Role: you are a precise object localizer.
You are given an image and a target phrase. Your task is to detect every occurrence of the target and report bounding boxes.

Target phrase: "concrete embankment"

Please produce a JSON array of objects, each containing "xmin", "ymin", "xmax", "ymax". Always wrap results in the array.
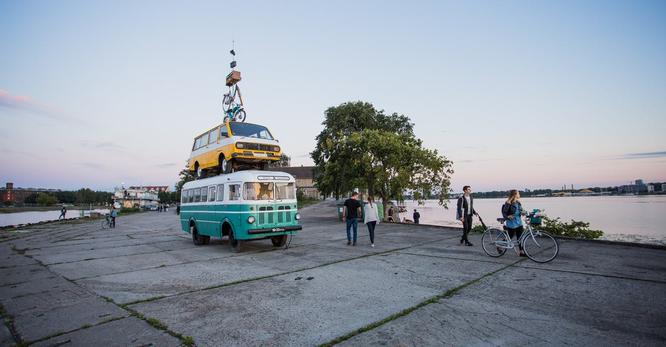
[{"xmin": 1, "ymin": 201, "xmax": 664, "ymax": 346}]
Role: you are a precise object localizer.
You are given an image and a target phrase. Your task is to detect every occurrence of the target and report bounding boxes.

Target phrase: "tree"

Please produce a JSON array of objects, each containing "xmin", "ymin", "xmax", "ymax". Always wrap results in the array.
[
  {"xmin": 311, "ymin": 101, "xmax": 453, "ymax": 215},
  {"xmin": 174, "ymin": 163, "xmax": 195, "ymax": 202},
  {"xmin": 24, "ymin": 193, "xmax": 39, "ymax": 204},
  {"xmin": 36, "ymin": 193, "xmax": 57, "ymax": 206},
  {"xmin": 269, "ymin": 154, "xmax": 292, "ymax": 168}
]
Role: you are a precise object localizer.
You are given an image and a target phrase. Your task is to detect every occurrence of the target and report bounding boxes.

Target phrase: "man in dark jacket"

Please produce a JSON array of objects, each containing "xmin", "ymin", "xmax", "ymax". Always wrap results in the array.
[
  {"xmin": 413, "ymin": 209, "xmax": 420, "ymax": 224},
  {"xmin": 456, "ymin": 185, "xmax": 478, "ymax": 246}
]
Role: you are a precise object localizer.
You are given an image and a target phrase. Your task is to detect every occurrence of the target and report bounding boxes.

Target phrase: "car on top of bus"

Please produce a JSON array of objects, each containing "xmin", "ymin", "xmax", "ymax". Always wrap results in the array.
[
  {"xmin": 188, "ymin": 121, "xmax": 282, "ymax": 178},
  {"xmin": 179, "ymin": 170, "xmax": 301, "ymax": 252}
]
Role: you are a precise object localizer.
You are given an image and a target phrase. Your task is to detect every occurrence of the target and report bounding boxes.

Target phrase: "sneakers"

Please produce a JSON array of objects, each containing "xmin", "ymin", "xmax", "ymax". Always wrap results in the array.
[
  {"xmin": 371, "ymin": 244, "xmax": 375, "ymax": 248},
  {"xmin": 465, "ymin": 242, "xmax": 474, "ymax": 247},
  {"xmin": 352, "ymin": 242, "xmax": 356, "ymax": 246},
  {"xmin": 347, "ymin": 241, "xmax": 351, "ymax": 246}
]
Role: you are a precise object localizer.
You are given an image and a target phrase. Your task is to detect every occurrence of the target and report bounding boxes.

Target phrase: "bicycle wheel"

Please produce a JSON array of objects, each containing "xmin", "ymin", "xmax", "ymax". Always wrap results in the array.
[
  {"xmin": 481, "ymin": 228, "xmax": 508, "ymax": 257},
  {"xmin": 101, "ymin": 220, "xmax": 108, "ymax": 229},
  {"xmin": 523, "ymin": 230, "xmax": 559, "ymax": 263},
  {"xmin": 233, "ymin": 108, "xmax": 246, "ymax": 122}
]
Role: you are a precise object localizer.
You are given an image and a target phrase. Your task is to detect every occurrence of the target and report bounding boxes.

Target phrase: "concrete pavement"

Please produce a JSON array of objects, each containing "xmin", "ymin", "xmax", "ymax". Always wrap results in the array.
[{"xmin": 1, "ymin": 200, "xmax": 665, "ymax": 346}]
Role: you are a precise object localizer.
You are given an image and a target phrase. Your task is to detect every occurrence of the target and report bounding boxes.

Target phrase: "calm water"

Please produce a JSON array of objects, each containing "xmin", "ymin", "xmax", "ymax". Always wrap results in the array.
[
  {"xmin": 401, "ymin": 196, "xmax": 666, "ymax": 245},
  {"xmin": 0, "ymin": 209, "xmax": 110, "ymax": 228}
]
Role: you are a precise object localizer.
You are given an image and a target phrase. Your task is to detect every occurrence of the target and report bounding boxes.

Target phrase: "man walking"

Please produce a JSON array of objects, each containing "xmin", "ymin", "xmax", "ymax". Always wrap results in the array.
[
  {"xmin": 456, "ymin": 185, "xmax": 478, "ymax": 246},
  {"xmin": 58, "ymin": 205, "xmax": 67, "ymax": 220},
  {"xmin": 342, "ymin": 192, "xmax": 362, "ymax": 246},
  {"xmin": 110, "ymin": 207, "xmax": 118, "ymax": 228},
  {"xmin": 413, "ymin": 209, "xmax": 421, "ymax": 224}
]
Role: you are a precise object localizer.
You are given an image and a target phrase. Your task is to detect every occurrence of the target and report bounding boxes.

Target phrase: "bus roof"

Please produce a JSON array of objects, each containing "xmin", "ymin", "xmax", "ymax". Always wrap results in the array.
[{"xmin": 182, "ymin": 170, "xmax": 296, "ymax": 189}]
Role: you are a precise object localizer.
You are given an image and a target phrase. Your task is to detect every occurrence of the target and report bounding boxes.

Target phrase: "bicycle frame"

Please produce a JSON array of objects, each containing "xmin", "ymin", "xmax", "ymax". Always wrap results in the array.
[{"xmin": 492, "ymin": 219, "xmax": 539, "ymax": 254}]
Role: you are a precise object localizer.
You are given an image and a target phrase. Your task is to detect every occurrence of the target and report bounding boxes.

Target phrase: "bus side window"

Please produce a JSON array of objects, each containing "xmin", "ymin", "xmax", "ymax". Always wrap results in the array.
[
  {"xmin": 229, "ymin": 184, "xmax": 240, "ymax": 201},
  {"xmin": 194, "ymin": 188, "xmax": 201, "ymax": 203},
  {"xmin": 216, "ymin": 184, "xmax": 224, "ymax": 201},
  {"xmin": 188, "ymin": 189, "xmax": 193, "ymax": 203},
  {"xmin": 220, "ymin": 125, "xmax": 229, "ymax": 138},
  {"xmin": 201, "ymin": 187, "xmax": 208, "ymax": 202},
  {"xmin": 208, "ymin": 186, "xmax": 216, "ymax": 202},
  {"xmin": 181, "ymin": 189, "xmax": 187, "ymax": 204}
]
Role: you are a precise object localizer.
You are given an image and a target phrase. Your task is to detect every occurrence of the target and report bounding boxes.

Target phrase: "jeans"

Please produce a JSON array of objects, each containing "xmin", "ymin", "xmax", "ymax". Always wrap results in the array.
[
  {"xmin": 111, "ymin": 217, "xmax": 116, "ymax": 228},
  {"xmin": 366, "ymin": 221, "xmax": 376, "ymax": 244},
  {"xmin": 462, "ymin": 214, "xmax": 473, "ymax": 242},
  {"xmin": 346, "ymin": 218, "xmax": 358, "ymax": 243}
]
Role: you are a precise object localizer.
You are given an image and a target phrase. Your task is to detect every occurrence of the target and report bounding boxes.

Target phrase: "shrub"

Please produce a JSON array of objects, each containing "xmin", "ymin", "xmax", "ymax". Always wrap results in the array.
[
  {"xmin": 120, "ymin": 207, "xmax": 140, "ymax": 214},
  {"xmin": 471, "ymin": 224, "xmax": 485, "ymax": 233},
  {"xmin": 36, "ymin": 193, "xmax": 57, "ymax": 206},
  {"xmin": 538, "ymin": 217, "xmax": 603, "ymax": 240}
]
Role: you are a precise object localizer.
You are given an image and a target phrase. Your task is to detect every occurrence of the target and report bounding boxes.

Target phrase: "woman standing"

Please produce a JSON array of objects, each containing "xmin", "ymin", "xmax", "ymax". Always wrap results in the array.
[
  {"xmin": 364, "ymin": 196, "xmax": 380, "ymax": 248},
  {"xmin": 502, "ymin": 190, "xmax": 526, "ymax": 256}
]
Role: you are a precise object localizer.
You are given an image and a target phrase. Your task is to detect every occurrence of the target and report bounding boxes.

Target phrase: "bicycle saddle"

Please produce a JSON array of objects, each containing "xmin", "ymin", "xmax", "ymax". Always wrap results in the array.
[{"xmin": 496, "ymin": 218, "xmax": 506, "ymax": 223}]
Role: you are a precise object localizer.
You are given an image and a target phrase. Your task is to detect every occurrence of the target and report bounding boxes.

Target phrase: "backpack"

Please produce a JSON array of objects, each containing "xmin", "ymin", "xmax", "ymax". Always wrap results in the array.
[{"xmin": 501, "ymin": 203, "xmax": 513, "ymax": 218}]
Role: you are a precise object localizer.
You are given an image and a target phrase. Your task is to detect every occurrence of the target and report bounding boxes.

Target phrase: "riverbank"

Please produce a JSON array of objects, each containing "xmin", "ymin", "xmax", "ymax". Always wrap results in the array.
[{"xmin": 0, "ymin": 205, "xmax": 108, "ymax": 213}]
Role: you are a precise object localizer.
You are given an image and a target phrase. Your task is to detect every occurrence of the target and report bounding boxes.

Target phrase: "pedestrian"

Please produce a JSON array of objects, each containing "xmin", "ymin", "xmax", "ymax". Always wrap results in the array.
[
  {"xmin": 363, "ymin": 196, "xmax": 380, "ymax": 247},
  {"xmin": 342, "ymin": 192, "xmax": 362, "ymax": 246},
  {"xmin": 110, "ymin": 207, "xmax": 118, "ymax": 228},
  {"xmin": 456, "ymin": 185, "xmax": 478, "ymax": 246},
  {"xmin": 502, "ymin": 190, "xmax": 526, "ymax": 257},
  {"xmin": 176, "ymin": 204, "xmax": 180, "ymax": 215},
  {"xmin": 58, "ymin": 205, "xmax": 67, "ymax": 220},
  {"xmin": 413, "ymin": 209, "xmax": 420, "ymax": 224},
  {"xmin": 387, "ymin": 206, "xmax": 394, "ymax": 222}
]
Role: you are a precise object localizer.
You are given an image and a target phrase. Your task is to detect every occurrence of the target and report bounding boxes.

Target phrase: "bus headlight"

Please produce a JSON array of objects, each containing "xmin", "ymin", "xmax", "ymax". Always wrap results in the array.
[
  {"xmin": 273, "ymin": 146, "xmax": 280, "ymax": 152},
  {"xmin": 247, "ymin": 216, "xmax": 255, "ymax": 224},
  {"xmin": 295, "ymin": 213, "xmax": 301, "ymax": 220}
]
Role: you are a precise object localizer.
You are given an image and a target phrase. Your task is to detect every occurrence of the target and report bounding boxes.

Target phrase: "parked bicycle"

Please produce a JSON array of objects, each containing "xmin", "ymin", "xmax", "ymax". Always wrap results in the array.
[
  {"xmin": 480, "ymin": 209, "xmax": 559, "ymax": 263},
  {"xmin": 101, "ymin": 214, "xmax": 112, "ymax": 229}
]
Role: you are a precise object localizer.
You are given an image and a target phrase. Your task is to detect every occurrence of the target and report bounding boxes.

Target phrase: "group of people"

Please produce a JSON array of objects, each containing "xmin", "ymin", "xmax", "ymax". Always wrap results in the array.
[
  {"xmin": 157, "ymin": 204, "xmax": 169, "ymax": 212},
  {"xmin": 456, "ymin": 185, "xmax": 526, "ymax": 255},
  {"xmin": 342, "ymin": 186, "xmax": 527, "ymax": 255}
]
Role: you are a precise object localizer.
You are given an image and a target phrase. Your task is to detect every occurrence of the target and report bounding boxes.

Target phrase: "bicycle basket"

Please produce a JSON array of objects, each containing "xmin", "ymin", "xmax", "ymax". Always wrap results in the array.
[{"xmin": 530, "ymin": 216, "xmax": 543, "ymax": 226}]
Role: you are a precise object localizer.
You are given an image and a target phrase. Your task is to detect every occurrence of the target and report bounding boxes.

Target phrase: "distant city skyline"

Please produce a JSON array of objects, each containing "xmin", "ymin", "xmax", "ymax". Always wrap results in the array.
[{"xmin": 1, "ymin": 0, "xmax": 665, "ymax": 192}]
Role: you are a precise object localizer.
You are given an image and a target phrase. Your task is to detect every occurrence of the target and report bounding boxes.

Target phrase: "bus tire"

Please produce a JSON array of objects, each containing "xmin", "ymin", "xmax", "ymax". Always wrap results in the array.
[
  {"xmin": 202, "ymin": 235, "xmax": 211, "ymax": 245},
  {"xmin": 229, "ymin": 230, "xmax": 241, "ymax": 252},
  {"xmin": 271, "ymin": 235, "xmax": 287, "ymax": 247},
  {"xmin": 191, "ymin": 225, "xmax": 204, "ymax": 246}
]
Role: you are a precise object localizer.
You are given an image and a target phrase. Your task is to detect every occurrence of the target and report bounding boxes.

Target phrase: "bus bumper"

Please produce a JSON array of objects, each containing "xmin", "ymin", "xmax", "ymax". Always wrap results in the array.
[{"xmin": 248, "ymin": 225, "xmax": 303, "ymax": 234}]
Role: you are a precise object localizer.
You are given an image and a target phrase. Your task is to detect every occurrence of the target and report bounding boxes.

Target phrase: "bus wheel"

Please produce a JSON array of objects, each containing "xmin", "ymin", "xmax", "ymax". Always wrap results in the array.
[
  {"xmin": 229, "ymin": 230, "xmax": 241, "ymax": 252},
  {"xmin": 191, "ymin": 225, "xmax": 204, "ymax": 246},
  {"xmin": 202, "ymin": 235, "xmax": 211, "ymax": 245},
  {"xmin": 271, "ymin": 235, "xmax": 287, "ymax": 247}
]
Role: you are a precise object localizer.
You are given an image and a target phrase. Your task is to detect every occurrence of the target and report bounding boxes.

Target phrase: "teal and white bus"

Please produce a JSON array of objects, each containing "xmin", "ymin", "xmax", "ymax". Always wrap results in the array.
[{"xmin": 180, "ymin": 170, "xmax": 302, "ymax": 252}]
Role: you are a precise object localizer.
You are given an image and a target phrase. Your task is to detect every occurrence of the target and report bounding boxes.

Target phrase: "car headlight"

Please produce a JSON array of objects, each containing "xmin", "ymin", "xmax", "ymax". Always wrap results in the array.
[
  {"xmin": 295, "ymin": 213, "xmax": 301, "ymax": 220},
  {"xmin": 273, "ymin": 146, "xmax": 280, "ymax": 152},
  {"xmin": 236, "ymin": 143, "xmax": 245, "ymax": 149},
  {"xmin": 247, "ymin": 216, "xmax": 255, "ymax": 224}
]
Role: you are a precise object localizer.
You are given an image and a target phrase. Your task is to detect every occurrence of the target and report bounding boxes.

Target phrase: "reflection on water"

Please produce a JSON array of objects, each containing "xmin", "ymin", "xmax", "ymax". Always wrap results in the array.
[
  {"xmin": 0, "ymin": 209, "xmax": 110, "ymax": 228},
  {"xmin": 401, "ymin": 195, "xmax": 666, "ymax": 245}
]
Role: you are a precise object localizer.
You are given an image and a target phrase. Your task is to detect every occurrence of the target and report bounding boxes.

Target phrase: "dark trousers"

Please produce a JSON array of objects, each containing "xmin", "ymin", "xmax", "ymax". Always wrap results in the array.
[
  {"xmin": 111, "ymin": 217, "xmax": 116, "ymax": 228},
  {"xmin": 346, "ymin": 218, "xmax": 358, "ymax": 243},
  {"xmin": 58, "ymin": 213, "xmax": 65, "ymax": 220},
  {"xmin": 366, "ymin": 221, "xmax": 376, "ymax": 244},
  {"xmin": 507, "ymin": 226, "xmax": 524, "ymax": 250},
  {"xmin": 462, "ymin": 214, "xmax": 473, "ymax": 242}
]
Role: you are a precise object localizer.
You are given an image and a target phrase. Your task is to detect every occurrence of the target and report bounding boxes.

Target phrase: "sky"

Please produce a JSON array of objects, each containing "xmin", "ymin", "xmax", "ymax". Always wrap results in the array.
[{"xmin": 1, "ymin": 0, "xmax": 665, "ymax": 193}]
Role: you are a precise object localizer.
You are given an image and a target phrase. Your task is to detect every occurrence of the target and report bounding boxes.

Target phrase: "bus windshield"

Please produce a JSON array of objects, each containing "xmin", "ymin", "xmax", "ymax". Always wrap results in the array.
[
  {"xmin": 275, "ymin": 182, "xmax": 295, "ymax": 200},
  {"xmin": 244, "ymin": 182, "xmax": 274, "ymax": 200},
  {"xmin": 230, "ymin": 122, "xmax": 274, "ymax": 140}
]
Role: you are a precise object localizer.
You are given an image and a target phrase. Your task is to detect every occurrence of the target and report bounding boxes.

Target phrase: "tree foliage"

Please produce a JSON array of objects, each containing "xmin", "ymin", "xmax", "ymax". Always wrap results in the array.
[
  {"xmin": 36, "ymin": 193, "xmax": 58, "ymax": 206},
  {"xmin": 311, "ymin": 101, "xmax": 453, "ymax": 214},
  {"xmin": 174, "ymin": 163, "xmax": 195, "ymax": 203},
  {"xmin": 269, "ymin": 154, "xmax": 292, "ymax": 168},
  {"xmin": 539, "ymin": 217, "xmax": 603, "ymax": 239}
]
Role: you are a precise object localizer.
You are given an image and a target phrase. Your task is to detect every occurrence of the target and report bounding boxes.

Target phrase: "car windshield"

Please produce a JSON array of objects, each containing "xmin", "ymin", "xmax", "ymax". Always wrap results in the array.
[{"xmin": 230, "ymin": 122, "xmax": 274, "ymax": 140}]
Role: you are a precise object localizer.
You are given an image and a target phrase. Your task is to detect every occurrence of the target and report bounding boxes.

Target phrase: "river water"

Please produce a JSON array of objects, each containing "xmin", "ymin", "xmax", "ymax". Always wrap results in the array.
[
  {"xmin": 400, "ymin": 196, "xmax": 666, "ymax": 245},
  {"xmin": 0, "ymin": 209, "xmax": 110, "ymax": 228}
]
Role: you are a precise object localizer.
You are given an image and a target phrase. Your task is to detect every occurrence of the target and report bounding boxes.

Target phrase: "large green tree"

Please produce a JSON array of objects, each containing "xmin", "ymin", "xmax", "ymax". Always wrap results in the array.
[{"xmin": 311, "ymin": 101, "xmax": 453, "ymax": 215}]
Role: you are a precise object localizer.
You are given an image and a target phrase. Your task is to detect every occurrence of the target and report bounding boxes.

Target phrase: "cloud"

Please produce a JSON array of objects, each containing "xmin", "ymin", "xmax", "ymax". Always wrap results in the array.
[
  {"xmin": 0, "ymin": 89, "xmax": 67, "ymax": 119},
  {"xmin": 95, "ymin": 141, "xmax": 125, "ymax": 150},
  {"xmin": 620, "ymin": 151, "xmax": 666, "ymax": 160}
]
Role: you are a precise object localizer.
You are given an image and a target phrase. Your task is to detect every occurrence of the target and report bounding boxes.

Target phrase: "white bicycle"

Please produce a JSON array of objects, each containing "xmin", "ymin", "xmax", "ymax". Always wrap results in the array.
[{"xmin": 480, "ymin": 209, "xmax": 559, "ymax": 263}]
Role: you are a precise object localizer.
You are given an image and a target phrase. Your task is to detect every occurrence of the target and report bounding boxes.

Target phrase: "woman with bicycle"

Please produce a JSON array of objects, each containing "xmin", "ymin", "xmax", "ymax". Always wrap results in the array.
[{"xmin": 502, "ymin": 190, "xmax": 526, "ymax": 257}]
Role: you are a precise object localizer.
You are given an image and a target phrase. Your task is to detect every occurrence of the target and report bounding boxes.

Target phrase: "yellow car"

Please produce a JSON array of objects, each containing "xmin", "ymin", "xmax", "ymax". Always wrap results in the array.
[{"xmin": 188, "ymin": 121, "xmax": 282, "ymax": 177}]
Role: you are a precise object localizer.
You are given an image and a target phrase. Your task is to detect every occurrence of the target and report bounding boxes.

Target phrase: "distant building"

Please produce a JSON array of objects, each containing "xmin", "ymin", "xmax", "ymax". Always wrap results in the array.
[
  {"xmin": 113, "ymin": 187, "xmax": 160, "ymax": 209},
  {"xmin": 635, "ymin": 179, "xmax": 644, "ymax": 186},
  {"xmin": 278, "ymin": 166, "xmax": 320, "ymax": 199},
  {"xmin": 647, "ymin": 184, "xmax": 655, "ymax": 193},
  {"xmin": 128, "ymin": 186, "xmax": 169, "ymax": 193},
  {"xmin": 0, "ymin": 182, "xmax": 60, "ymax": 205}
]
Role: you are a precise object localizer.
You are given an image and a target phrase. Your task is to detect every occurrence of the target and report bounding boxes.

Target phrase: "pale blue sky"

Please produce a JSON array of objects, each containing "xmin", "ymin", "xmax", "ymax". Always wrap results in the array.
[{"xmin": 1, "ymin": 0, "xmax": 665, "ymax": 192}]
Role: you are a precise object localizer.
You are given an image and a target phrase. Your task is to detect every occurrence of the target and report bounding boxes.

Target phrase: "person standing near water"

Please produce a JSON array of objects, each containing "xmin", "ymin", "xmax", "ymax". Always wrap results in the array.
[
  {"xmin": 58, "ymin": 205, "xmax": 67, "ymax": 220},
  {"xmin": 342, "ymin": 192, "xmax": 362, "ymax": 246},
  {"xmin": 110, "ymin": 207, "xmax": 118, "ymax": 228},
  {"xmin": 456, "ymin": 185, "xmax": 478, "ymax": 246},
  {"xmin": 413, "ymin": 209, "xmax": 420, "ymax": 224},
  {"xmin": 364, "ymin": 196, "xmax": 380, "ymax": 247},
  {"xmin": 502, "ymin": 190, "xmax": 526, "ymax": 257}
]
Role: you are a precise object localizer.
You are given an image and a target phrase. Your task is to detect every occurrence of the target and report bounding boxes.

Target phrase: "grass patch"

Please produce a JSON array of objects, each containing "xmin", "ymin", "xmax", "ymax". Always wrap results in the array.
[{"xmin": 121, "ymin": 306, "xmax": 195, "ymax": 346}]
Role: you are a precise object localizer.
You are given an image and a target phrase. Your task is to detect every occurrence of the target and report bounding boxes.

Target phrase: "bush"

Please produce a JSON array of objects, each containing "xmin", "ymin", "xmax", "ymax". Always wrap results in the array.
[
  {"xmin": 538, "ymin": 217, "xmax": 603, "ymax": 240},
  {"xmin": 471, "ymin": 224, "xmax": 485, "ymax": 233},
  {"xmin": 2, "ymin": 200, "xmax": 13, "ymax": 207},
  {"xmin": 120, "ymin": 207, "xmax": 140, "ymax": 214}
]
